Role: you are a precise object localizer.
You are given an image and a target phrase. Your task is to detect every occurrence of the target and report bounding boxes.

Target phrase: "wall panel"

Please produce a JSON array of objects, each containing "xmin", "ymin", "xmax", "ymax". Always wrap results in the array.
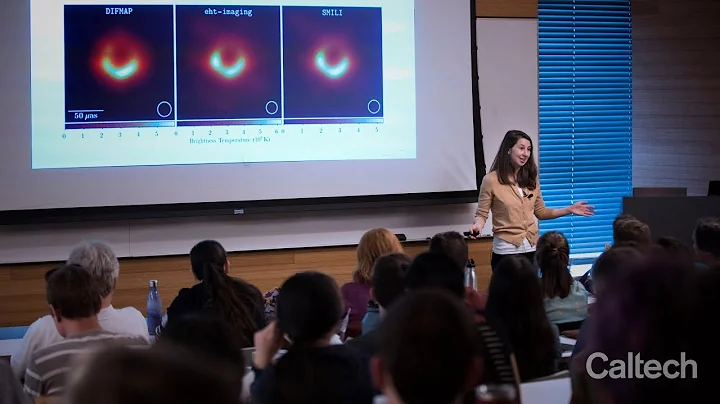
[
  {"xmin": 0, "ymin": 239, "xmax": 493, "ymax": 327},
  {"xmin": 476, "ymin": 0, "xmax": 537, "ymax": 18},
  {"xmin": 632, "ymin": 0, "xmax": 720, "ymax": 195}
]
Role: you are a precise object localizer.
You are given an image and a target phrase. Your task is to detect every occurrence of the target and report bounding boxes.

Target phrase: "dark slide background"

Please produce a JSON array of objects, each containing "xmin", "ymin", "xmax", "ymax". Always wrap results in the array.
[
  {"xmin": 175, "ymin": 5, "xmax": 282, "ymax": 120},
  {"xmin": 64, "ymin": 5, "xmax": 175, "ymax": 123},
  {"xmin": 282, "ymin": 6, "xmax": 384, "ymax": 119}
]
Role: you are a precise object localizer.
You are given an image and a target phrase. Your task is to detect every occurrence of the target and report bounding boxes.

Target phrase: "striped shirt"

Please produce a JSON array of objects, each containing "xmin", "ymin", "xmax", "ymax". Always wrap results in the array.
[{"xmin": 23, "ymin": 329, "xmax": 148, "ymax": 398}]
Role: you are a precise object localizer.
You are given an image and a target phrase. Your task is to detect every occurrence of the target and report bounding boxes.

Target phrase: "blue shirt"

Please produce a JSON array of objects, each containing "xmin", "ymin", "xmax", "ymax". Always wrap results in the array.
[
  {"xmin": 544, "ymin": 280, "xmax": 589, "ymax": 324},
  {"xmin": 361, "ymin": 306, "xmax": 381, "ymax": 336}
]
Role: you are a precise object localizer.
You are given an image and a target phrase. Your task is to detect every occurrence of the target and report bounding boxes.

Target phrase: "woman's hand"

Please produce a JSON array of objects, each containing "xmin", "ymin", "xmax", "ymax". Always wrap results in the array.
[
  {"xmin": 469, "ymin": 218, "xmax": 485, "ymax": 238},
  {"xmin": 569, "ymin": 201, "xmax": 595, "ymax": 217},
  {"xmin": 253, "ymin": 321, "xmax": 284, "ymax": 369}
]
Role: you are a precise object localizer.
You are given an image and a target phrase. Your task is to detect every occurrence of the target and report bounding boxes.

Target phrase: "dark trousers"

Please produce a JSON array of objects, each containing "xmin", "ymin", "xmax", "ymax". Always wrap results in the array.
[{"xmin": 491, "ymin": 251, "xmax": 536, "ymax": 272}]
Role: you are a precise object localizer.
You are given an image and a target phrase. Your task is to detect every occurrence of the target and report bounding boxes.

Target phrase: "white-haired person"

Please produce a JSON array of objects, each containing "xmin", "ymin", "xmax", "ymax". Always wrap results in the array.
[{"xmin": 10, "ymin": 241, "xmax": 149, "ymax": 380}]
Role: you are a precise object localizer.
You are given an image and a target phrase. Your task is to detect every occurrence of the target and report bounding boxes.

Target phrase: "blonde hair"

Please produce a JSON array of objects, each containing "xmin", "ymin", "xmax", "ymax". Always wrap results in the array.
[{"xmin": 352, "ymin": 228, "xmax": 404, "ymax": 284}]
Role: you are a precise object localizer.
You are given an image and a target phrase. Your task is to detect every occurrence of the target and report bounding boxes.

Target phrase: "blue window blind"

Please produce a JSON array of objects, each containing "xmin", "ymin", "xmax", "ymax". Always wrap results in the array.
[{"xmin": 538, "ymin": 0, "xmax": 633, "ymax": 256}]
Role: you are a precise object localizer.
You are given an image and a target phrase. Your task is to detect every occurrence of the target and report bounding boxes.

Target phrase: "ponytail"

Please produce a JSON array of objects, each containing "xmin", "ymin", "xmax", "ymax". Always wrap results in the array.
[
  {"xmin": 538, "ymin": 232, "xmax": 572, "ymax": 299},
  {"xmin": 203, "ymin": 263, "xmax": 263, "ymax": 348}
]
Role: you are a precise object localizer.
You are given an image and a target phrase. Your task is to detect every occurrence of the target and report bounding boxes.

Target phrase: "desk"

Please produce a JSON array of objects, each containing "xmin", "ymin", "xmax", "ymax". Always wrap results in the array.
[{"xmin": 521, "ymin": 377, "xmax": 571, "ymax": 404}]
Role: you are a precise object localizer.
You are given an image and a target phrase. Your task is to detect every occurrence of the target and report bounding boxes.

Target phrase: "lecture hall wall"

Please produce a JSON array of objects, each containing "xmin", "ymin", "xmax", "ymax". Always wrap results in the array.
[
  {"xmin": 632, "ymin": 0, "xmax": 720, "ymax": 196},
  {"xmin": 3, "ymin": 0, "xmax": 718, "ymax": 327}
]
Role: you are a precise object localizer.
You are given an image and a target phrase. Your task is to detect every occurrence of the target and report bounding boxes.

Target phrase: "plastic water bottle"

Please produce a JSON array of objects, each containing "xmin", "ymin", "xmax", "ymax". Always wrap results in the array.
[
  {"xmin": 147, "ymin": 280, "xmax": 162, "ymax": 336},
  {"xmin": 464, "ymin": 259, "xmax": 477, "ymax": 291}
]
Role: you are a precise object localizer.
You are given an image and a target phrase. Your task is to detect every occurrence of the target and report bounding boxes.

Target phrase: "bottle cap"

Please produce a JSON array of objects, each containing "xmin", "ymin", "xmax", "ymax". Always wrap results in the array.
[{"xmin": 149, "ymin": 280, "xmax": 158, "ymax": 288}]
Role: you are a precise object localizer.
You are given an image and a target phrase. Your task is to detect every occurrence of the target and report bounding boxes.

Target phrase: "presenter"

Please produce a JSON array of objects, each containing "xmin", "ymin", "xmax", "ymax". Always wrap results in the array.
[{"xmin": 470, "ymin": 130, "xmax": 594, "ymax": 271}]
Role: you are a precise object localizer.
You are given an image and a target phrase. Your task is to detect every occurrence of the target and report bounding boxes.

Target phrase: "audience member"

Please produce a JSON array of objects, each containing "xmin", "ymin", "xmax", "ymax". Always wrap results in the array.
[
  {"xmin": 23, "ymin": 265, "xmax": 148, "ymax": 399},
  {"xmin": 537, "ymin": 231, "xmax": 588, "ymax": 331},
  {"xmin": 428, "ymin": 231, "xmax": 488, "ymax": 312},
  {"xmin": 570, "ymin": 247, "xmax": 643, "ymax": 359},
  {"xmin": 251, "ymin": 271, "xmax": 375, "ymax": 404},
  {"xmin": 11, "ymin": 241, "xmax": 148, "ymax": 380},
  {"xmin": 656, "ymin": 236, "xmax": 694, "ymax": 266},
  {"xmin": 486, "ymin": 256, "xmax": 559, "ymax": 381},
  {"xmin": 156, "ymin": 312, "xmax": 246, "ymax": 375},
  {"xmin": 371, "ymin": 289, "xmax": 481, "ymax": 404},
  {"xmin": 340, "ymin": 228, "xmax": 403, "ymax": 339},
  {"xmin": 64, "ymin": 344, "xmax": 244, "ymax": 404},
  {"xmin": 693, "ymin": 216, "xmax": 720, "ymax": 268},
  {"xmin": 405, "ymin": 252, "xmax": 520, "ymax": 389},
  {"xmin": 348, "ymin": 253, "xmax": 411, "ymax": 359},
  {"xmin": 687, "ymin": 265, "xmax": 720, "ymax": 398},
  {"xmin": 165, "ymin": 240, "xmax": 265, "ymax": 348},
  {"xmin": 613, "ymin": 218, "xmax": 652, "ymax": 249},
  {"xmin": 580, "ymin": 214, "xmax": 643, "ymax": 291},
  {"xmin": 571, "ymin": 250, "xmax": 698, "ymax": 404},
  {"xmin": 604, "ymin": 214, "xmax": 636, "ymax": 250}
]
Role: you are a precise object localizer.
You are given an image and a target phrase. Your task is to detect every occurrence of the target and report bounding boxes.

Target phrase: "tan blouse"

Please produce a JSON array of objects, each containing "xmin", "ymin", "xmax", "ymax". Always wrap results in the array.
[{"xmin": 474, "ymin": 171, "xmax": 554, "ymax": 247}]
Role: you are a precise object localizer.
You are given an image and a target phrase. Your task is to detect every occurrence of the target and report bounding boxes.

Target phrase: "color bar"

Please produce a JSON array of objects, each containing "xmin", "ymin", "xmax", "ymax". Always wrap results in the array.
[
  {"xmin": 177, "ymin": 119, "xmax": 283, "ymax": 127},
  {"xmin": 283, "ymin": 117, "xmax": 385, "ymax": 125},
  {"xmin": 65, "ymin": 120, "xmax": 176, "ymax": 130}
]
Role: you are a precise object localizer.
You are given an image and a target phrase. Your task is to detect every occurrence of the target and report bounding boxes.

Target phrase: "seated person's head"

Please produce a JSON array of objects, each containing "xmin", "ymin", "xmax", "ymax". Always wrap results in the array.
[
  {"xmin": 429, "ymin": 231, "xmax": 469, "ymax": 270},
  {"xmin": 46, "ymin": 264, "xmax": 102, "ymax": 337},
  {"xmin": 66, "ymin": 241, "xmax": 120, "ymax": 301},
  {"xmin": 370, "ymin": 253, "xmax": 412, "ymax": 312},
  {"xmin": 65, "ymin": 345, "xmax": 244, "ymax": 404},
  {"xmin": 372, "ymin": 289, "xmax": 480, "ymax": 404},
  {"xmin": 693, "ymin": 217, "xmax": 720, "ymax": 265},
  {"xmin": 158, "ymin": 312, "xmax": 245, "ymax": 374},
  {"xmin": 655, "ymin": 237, "xmax": 694, "ymax": 266},
  {"xmin": 487, "ymin": 256, "xmax": 546, "ymax": 316},
  {"xmin": 276, "ymin": 271, "xmax": 342, "ymax": 345},
  {"xmin": 189, "ymin": 239, "xmax": 228, "ymax": 281},
  {"xmin": 405, "ymin": 252, "xmax": 465, "ymax": 299},
  {"xmin": 536, "ymin": 231, "xmax": 572, "ymax": 299},
  {"xmin": 612, "ymin": 213, "xmax": 636, "ymax": 231},
  {"xmin": 613, "ymin": 219, "xmax": 652, "ymax": 249},
  {"xmin": 605, "ymin": 213, "xmax": 636, "ymax": 249},
  {"xmin": 583, "ymin": 252, "xmax": 698, "ymax": 403},
  {"xmin": 353, "ymin": 228, "xmax": 404, "ymax": 284},
  {"xmin": 591, "ymin": 246, "xmax": 643, "ymax": 298}
]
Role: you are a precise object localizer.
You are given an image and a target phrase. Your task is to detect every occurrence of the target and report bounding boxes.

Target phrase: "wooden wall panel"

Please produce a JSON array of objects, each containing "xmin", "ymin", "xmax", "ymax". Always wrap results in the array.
[
  {"xmin": 476, "ymin": 0, "xmax": 537, "ymax": 18},
  {"xmin": 632, "ymin": 0, "xmax": 720, "ymax": 195},
  {"xmin": 0, "ymin": 239, "xmax": 493, "ymax": 328}
]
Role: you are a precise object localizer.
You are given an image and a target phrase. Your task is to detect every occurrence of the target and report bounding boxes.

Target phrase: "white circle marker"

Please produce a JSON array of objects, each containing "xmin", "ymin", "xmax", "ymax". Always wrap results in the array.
[
  {"xmin": 157, "ymin": 101, "xmax": 172, "ymax": 118},
  {"xmin": 367, "ymin": 99, "xmax": 381, "ymax": 115},
  {"xmin": 265, "ymin": 101, "xmax": 279, "ymax": 115}
]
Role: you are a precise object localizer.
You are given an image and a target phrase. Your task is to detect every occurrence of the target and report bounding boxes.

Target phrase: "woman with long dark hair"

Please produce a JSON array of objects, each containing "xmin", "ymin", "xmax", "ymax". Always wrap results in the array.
[
  {"xmin": 165, "ymin": 240, "xmax": 265, "ymax": 348},
  {"xmin": 469, "ymin": 130, "xmax": 594, "ymax": 271},
  {"xmin": 251, "ymin": 271, "xmax": 375, "ymax": 404},
  {"xmin": 536, "ymin": 231, "xmax": 588, "ymax": 331},
  {"xmin": 486, "ymin": 255, "xmax": 559, "ymax": 382}
]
